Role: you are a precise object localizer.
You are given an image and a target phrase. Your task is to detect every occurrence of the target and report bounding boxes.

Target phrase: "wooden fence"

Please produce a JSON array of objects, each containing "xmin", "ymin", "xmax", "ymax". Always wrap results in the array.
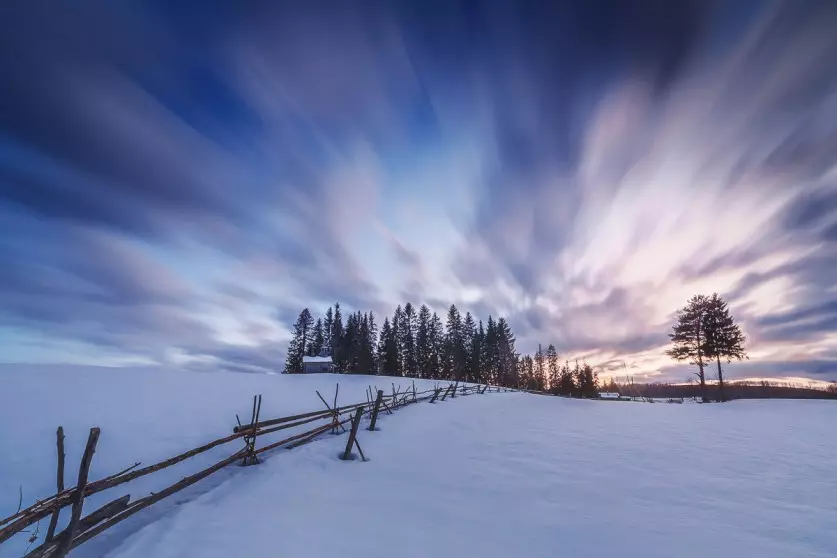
[{"xmin": 0, "ymin": 381, "xmax": 502, "ymax": 557}]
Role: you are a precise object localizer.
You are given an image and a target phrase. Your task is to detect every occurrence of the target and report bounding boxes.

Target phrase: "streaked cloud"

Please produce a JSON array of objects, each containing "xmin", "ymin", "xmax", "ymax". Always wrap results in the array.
[{"xmin": 1, "ymin": 1, "xmax": 836, "ymax": 380}]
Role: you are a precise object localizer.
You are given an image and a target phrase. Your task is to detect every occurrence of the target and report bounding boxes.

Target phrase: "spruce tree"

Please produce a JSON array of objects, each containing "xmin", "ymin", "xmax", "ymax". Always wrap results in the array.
[
  {"xmin": 392, "ymin": 305, "xmax": 405, "ymax": 376},
  {"xmin": 703, "ymin": 293, "xmax": 747, "ymax": 402},
  {"xmin": 445, "ymin": 305, "xmax": 465, "ymax": 380},
  {"xmin": 558, "ymin": 361, "xmax": 575, "ymax": 395},
  {"xmin": 323, "ymin": 307, "xmax": 334, "ymax": 355},
  {"xmin": 429, "ymin": 312, "xmax": 444, "ymax": 379},
  {"xmin": 471, "ymin": 320, "xmax": 485, "ymax": 384},
  {"xmin": 666, "ymin": 295, "xmax": 711, "ymax": 402},
  {"xmin": 283, "ymin": 308, "xmax": 314, "ymax": 374},
  {"xmin": 309, "ymin": 318, "xmax": 325, "ymax": 357},
  {"xmin": 546, "ymin": 344, "xmax": 559, "ymax": 393},
  {"xmin": 416, "ymin": 305, "xmax": 432, "ymax": 379},
  {"xmin": 332, "ymin": 303, "xmax": 345, "ymax": 372},
  {"xmin": 496, "ymin": 317, "xmax": 517, "ymax": 387},
  {"xmin": 401, "ymin": 303, "xmax": 418, "ymax": 378},
  {"xmin": 462, "ymin": 312, "xmax": 476, "ymax": 382},
  {"xmin": 378, "ymin": 317, "xmax": 399, "ymax": 376},
  {"xmin": 483, "ymin": 316, "xmax": 498, "ymax": 385}
]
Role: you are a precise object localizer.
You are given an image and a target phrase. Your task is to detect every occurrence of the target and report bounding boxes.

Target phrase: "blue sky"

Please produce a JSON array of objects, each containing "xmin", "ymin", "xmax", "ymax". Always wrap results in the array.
[{"xmin": 2, "ymin": 1, "xmax": 837, "ymax": 382}]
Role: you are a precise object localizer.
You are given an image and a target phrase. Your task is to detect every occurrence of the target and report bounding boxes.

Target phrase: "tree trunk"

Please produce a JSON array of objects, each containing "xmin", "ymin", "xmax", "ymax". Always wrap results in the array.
[
  {"xmin": 697, "ymin": 318, "xmax": 708, "ymax": 402},
  {"xmin": 716, "ymin": 355, "xmax": 725, "ymax": 402}
]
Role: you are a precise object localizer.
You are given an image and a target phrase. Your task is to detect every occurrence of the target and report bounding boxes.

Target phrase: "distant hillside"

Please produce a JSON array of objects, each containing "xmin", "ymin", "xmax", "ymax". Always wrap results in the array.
[{"xmin": 617, "ymin": 381, "xmax": 837, "ymax": 401}]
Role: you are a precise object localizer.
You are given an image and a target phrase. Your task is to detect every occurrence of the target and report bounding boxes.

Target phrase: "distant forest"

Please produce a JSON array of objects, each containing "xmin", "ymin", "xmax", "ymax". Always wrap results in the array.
[
  {"xmin": 618, "ymin": 380, "xmax": 837, "ymax": 401},
  {"xmin": 283, "ymin": 303, "xmax": 600, "ymax": 396},
  {"xmin": 284, "ymin": 302, "xmax": 837, "ymax": 401}
]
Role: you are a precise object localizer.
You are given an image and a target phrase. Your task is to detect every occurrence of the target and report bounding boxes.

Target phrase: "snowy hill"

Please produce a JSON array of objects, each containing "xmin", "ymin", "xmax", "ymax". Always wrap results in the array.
[{"xmin": 2, "ymin": 366, "xmax": 836, "ymax": 557}]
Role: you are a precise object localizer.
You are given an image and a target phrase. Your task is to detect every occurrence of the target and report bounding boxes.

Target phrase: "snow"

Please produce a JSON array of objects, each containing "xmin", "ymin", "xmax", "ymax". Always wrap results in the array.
[
  {"xmin": 302, "ymin": 356, "xmax": 332, "ymax": 363},
  {"xmin": 2, "ymin": 365, "xmax": 836, "ymax": 558}
]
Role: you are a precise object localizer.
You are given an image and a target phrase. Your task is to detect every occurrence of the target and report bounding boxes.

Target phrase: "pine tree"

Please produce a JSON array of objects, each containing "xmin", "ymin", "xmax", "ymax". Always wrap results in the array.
[
  {"xmin": 471, "ymin": 320, "xmax": 484, "ymax": 384},
  {"xmin": 366, "ymin": 312, "xmax": 378, "ymax": 374},
  {"xmin": 483, "ymin": 316, "xmax": 498, "ymax": 385},
  {"xmin": 496, "ymin": 317, "xmax": 517, "ymax": 387},
  {"xmin": 392, "ymin": 305, "xmax": 405, "ymax": 376},
  {"xmin": 575, "ymin": 361, "xmax": 598, "ymax": 398},
  {"xmin": 462, "ymin": 312, "xmax": 476, "ymax": 382},
  {"xmin": 309, "ymin": 318, "xmax": 325, "ymax": 357},
  {"xmin": 430, "ymin": 312, "xmax": 444, "ymax": 379},
  {"xmin": 284, "ymin": 308, "xmax": 314, "ymax": 374},
  {"xmin": 323, "ymin": 307, "xmax": 334, "ymax": 356},
  {"xmin": 666, "ymin": 295, "xmax": 711, "ymax": 402},
  {"xmin": 401, "ymin": 303, "xmax": 418, "ymax": 378},
  {"xmin": 445, "ymin": 305, "xmax": 465, "ymax": 380},
  {"xmin": 546, "ymin": 344, "xmax": 559, "ymax": 393},
  {"xmin": 521, "ymin": 354, "xmax": 535, "ymax": 390},
  {"xmin": 332, "ymin": 303, "xmax": 345, "ymax": 372},
  {"xmin": 534, "ymin": 344, "xmax": 546, "ymax": 391},
  {"xmin": 378, "ymin": 317, "xmax": 399, "ymax": 376},
  {"xmin": 703, "ymin": 293, "xmax": 747, "ymax": 402},
  {"xmin": 416, "ymin": 305, "xmax": 432, "ymax": 379},
  {"xmin": 558, "ymin": 361, "xmax": 575, "ymax": 395}
]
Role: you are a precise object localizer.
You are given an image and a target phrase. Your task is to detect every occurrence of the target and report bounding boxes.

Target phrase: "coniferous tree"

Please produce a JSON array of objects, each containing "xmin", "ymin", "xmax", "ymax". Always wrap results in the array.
[
  {"xmin": 703, "ymin": 293, "xmax": 747, "ymax": 402},
  {"xmin": 429, "ymin": 312, "xmax": 444, "ymax": 379},
  {"xmin": 332, "ymin": 303, "xmax": 345, "ymax": 372},
  {"xmin": 284, "ymin": 308, "xmax": 314, "ymax": 374},
  {"xmin": 366, "ymin": 312, "xmax": 378, "ymax": 373},
  {"xmin": 416, "ymin": 305, "xmax": 432, "ymax": 379},
  {"xmin": 575, "ymin": 361, "xmax": 599, "ymax": 398},
  {"xmin": 378, "ymin": 317, "xmax": 399, "ymax": 376},
  {"xmin": 391, "ymin": 305, "xmax": 405, "ymax": 376},
  {"xmin": 323, "ymin": 307, "xmax": 334, "ymax": 356},
  {"xmin": 521, "ymin": 354, "xmax": 535, "ymax": 390},
  {"xmin": 666, "ymin": 295, "xmax": 711, "ymax": 402},
  {"xmin": 401, "ymin": 303, "xmax": 418, "ymax": 378},
  {"xmin": 534, "ymin": 344, "xmax": 546, "ymax": 391},
  {"xmin": 496, "ymin": 317, "xmax": 517, "ymax": 387},
  {"xmin": 462, "ymin": 312, "xmax": 476, "ymax": 382},
  {"xmin": 483, "ymin": 316, "xmax": 498, "ymax": 385},
  {"xmin": 309, "ymin": 318, "xmax": 325, "ymax": 357},
  {"xmin": 546, "ymin": 344, "xmax": 560, "ymax": 393},
  {"xmin": 558, "ymin": 361, "xmax": 575, "ymax": 395},
  {"xmin": 445, "ymin": 305, "xmax": 465, "ymax": 380},
  {"xmin": 471, "ymin": 320, "xmax": 485, "ymax": 384}
]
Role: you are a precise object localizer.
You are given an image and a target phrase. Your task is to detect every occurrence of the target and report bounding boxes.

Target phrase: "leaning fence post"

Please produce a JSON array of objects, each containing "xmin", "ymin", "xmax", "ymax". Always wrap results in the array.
[
  {"xmin": 45, "ymin": 426, "xmax": 66, "ymax": 543},
  {"xmin": 429, "ymin": 387, "xmax": 441, "ymax": 403},
  {"xmin": 368, "ymin": 390, "xmax": 384, "ymax": 431},
  {"xmin": 54, "ymin": 427, "xmax": 100, "ymax": 558},
  {"xmin": 341, "ymin": 407, "xmax": 364, "ymax": 461},
  {"xmin": 451, "ymin": 380, "xmax": 459, "ymax": 398},
  {"xmin": 242, "ymin": 395, "xmax": 262, "ymax": 466},
  {"xmin": 441, "ymin": 383, "xmax": 453, "ymax": 401}
]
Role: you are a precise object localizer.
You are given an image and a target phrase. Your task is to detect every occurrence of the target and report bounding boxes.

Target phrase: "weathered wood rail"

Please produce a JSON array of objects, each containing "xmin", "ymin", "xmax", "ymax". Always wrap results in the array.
[{"xmin": 1, "ymin": 381, "xmax": 503, "ymax": 557}]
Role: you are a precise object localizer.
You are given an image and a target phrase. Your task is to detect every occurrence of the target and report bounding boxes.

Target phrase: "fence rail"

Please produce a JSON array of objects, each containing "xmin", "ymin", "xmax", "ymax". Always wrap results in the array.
[{"xmin": 1, "ymin": 381, "xmax": 504, "ymax": 557}]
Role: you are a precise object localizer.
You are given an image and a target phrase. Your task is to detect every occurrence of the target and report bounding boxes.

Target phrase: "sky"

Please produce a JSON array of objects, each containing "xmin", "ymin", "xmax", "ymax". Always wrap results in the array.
[{"xmin": 2, "ymin": 0, "xmax": 837, "ymax": 383}]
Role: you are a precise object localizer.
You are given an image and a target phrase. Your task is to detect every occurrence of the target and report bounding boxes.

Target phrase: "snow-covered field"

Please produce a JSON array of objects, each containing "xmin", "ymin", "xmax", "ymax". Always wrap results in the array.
[{"xmin": 2, "ymin": 366, "xmax": 836, "ymax": 558}]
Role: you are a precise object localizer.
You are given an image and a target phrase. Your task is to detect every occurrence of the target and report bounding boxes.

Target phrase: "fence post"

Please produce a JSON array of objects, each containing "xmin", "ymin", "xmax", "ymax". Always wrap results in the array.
[
  {"xmin": 341, "ymin": 407, "xmax": 364, "ymax": 461},
  {"xmin": 368, "ymin": 390, "xmax": 384, "ymax": 431},
  {"xmin": 45, "ymin": 426, "xmax": 66, "ymax": 543},
  {"xmin": 54, "ymin": 427, "xmax": 100, "ymax": 558},
  {"xmin": 451, "ymin": 380, "xmax": 459, "ymax": 398},
  {"xmin": 242, "ymin": 395, "xmax": 262, "ymax": 466},
  {"xmin": 441, "ymin": 383, "xmax": 453, "ymax": 401},
  {"xmin": 412, "ymin": 380, "xmax": 417, "ymax": 403},
  {"xmin": 429, "ymin": 387, "xmax": 441, "ymax": 403}
]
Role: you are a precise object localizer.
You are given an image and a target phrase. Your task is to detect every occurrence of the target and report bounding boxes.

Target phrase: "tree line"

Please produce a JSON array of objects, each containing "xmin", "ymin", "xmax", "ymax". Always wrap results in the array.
[
  {"xmin": 284, "ymin": 302, "xmax": 601, "ymax": 396},
  {"xmin": 666, "ymin": 293, "xmax": 748, "ymax": 402},
  {"xmin": 284, "ymin": 302, "xmax": 519, "ymax": 386},
  {"xmin": 517, "ymin": 345, "xmax": 600, "ymax": 398}
]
